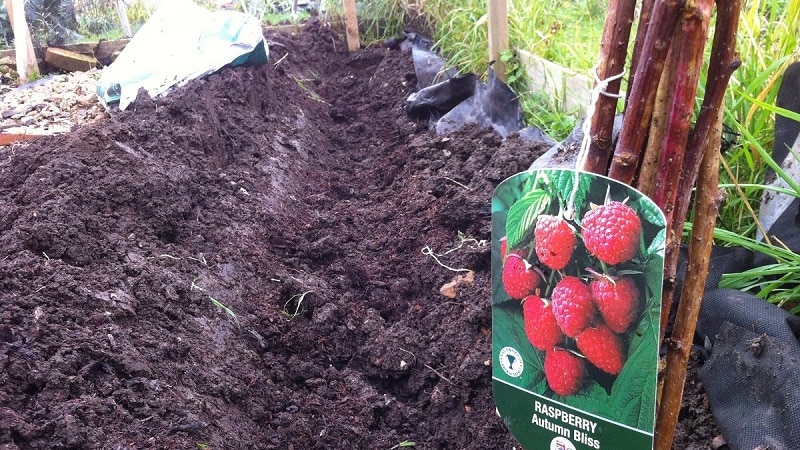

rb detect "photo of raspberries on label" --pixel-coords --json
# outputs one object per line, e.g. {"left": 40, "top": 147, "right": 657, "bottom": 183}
{"left": 544, "top": 348, "right": 586, "bottom": 396}
{"left": 582, "top": 200, "right": 642, "bottom": 265}
{"left": 522, "top": 295, "right": 563, "bottom": 352}
{"left": 551, "top": 276, "right": 596, "bottom": 338}
{"left": 589, "top": 272, "right": 640, "bottom": 334}
{"left": 493, "top": 169, "right": 665, "bottom": 413}
{"left": 576, "top": 324, "right": 627, "bottom": 375}
{"left": 502, "top": 252, "right": 541, "bottom": 299}
{"left": 534, "top": 215, "right": 576, "bottom": 270}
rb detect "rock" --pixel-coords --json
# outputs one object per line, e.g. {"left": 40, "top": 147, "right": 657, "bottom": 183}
{"left": 439, "top": 270, "right": 475, "bottom": 298}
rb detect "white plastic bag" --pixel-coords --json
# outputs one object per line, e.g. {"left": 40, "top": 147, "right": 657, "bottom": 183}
{"left": 97, "top": 0, "right": 268, "bottom": 110}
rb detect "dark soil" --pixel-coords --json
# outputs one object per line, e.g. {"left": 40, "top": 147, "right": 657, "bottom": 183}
{"left": 0, "top": 20, "right": 719, "bottom": 449}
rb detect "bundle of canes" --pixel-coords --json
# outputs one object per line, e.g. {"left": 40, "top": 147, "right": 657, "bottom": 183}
{"left": 576, "top": 0, "right": 743, "bottom": 446}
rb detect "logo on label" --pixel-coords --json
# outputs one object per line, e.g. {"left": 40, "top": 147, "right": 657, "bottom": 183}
{"left": 550, "top": 436, "right": 577, "bottom": 450}
{"left": 499, "top": 346, "right": 523, "bottom": 377}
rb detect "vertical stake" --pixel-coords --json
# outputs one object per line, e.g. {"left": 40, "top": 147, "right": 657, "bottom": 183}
{"left": 342, "top": 0, "right": 360, "bottom": 52}
{"left": 6, "top": 0, "right": 39, "bottom": 83}
{"left": 116, "top": 0, "right": 132, "bottom": 38}
{"left": 487, "top": 0, "right": 508, "bottom": 81}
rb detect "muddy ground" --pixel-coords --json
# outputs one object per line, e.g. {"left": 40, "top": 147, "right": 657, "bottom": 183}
{"left": 0, "top": 20, "right": 718, "bottom": 449}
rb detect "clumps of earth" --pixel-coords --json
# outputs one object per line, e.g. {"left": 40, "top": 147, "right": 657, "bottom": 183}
{"left": 0, "top": 19, "right": 719, "bottom": 449}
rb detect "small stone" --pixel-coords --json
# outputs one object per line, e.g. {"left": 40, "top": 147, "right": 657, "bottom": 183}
{"left": 711, "top": 435, "right": 727, "bottom": 449}
{"left": 439, "top": 270, "right": 475, "bottom": 298}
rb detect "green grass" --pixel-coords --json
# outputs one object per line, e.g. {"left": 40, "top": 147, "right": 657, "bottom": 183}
{"left": 421, "top": 0, "right": 604, "bottom": 76}
{"left": 263, "top": 10, "right": 311, "bottom": 25}
{"left": 717, "top": 0, "right": 799, "bottom": 235}
{"left": 688, "top": 223, "right": 800, "bottom": 314}
{"left": 400, "top": 0, "right": 602, "bottom": 140}
{"left": 358, "top": 0, "right": 411, "bottom": 45}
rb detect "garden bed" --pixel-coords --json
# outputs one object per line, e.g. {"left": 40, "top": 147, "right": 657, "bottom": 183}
{"left": 0, "top": 20, "right": 719, "bottom": 449}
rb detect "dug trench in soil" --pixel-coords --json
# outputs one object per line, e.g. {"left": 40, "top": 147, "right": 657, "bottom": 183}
{"left": 0, "top": 20, "right": 718, "bottom": 449}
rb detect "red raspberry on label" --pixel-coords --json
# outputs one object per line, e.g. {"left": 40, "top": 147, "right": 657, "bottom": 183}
{"left": 544, "top": 348, "right": 586, "bottom": 396}
{"left": 534, "top": 215, "right": 576, "bottom": 270}
{"left": 501, "top": 252, "right": 541, "bottom": 299}
{"left": 551, "top": 276, "right": 595, "bottom": 338}
{"left": 590, "top": 274, "right": 640, "bottom": 334}
{"left": 576, "top": 324, "right": 626, "bottom": 375}
{"left": 522, "top": 295, "right": 563, "bottom": 352}
{"left": 582, "top": 201, "right": 642, "bottom": 265}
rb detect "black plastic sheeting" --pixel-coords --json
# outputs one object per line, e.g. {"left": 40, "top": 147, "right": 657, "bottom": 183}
{"left": 402, "top": 32, "right": 552, "bottom": 142}
{"left": 528, "top": 115, "right": 624, "bottom": 171}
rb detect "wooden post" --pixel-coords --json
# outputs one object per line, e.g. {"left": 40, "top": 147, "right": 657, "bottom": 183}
{"left": 5, "top": 0, "right": 39, "bottom": 83}
{"left": 342, "top": 0, "right": 360, "bottom": 52}
{"left": 487, "top": 0, "right": 509, "bottom": 81}
{"left": 116, "top": 0, "right": 132, "bottom": 38}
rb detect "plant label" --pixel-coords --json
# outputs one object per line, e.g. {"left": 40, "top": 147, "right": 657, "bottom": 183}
{"left": 491, "top": 168, "right": 666, "bottom": 450}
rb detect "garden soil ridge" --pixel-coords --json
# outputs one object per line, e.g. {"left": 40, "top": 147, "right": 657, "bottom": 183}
{"left": 0, "top": 20, "right": 717, "bottom": 449}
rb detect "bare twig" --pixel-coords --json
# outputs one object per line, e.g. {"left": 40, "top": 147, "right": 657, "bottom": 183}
{"left": 660, "top": 0, "right": 743, "bottom": 340}
{"left": 424, "top": 364, "right": 454, "bottom": 385}
{"left": 637, "top": 35, "right": 680, "bottom": 197}
{"left": 675, "top": 0, "right": 743, "bottom": 231}
{"left": 607, "top": 0, "right": 685, "bottom": 184}
{"left": 583, "top": 0, "right": 637, "bottom": 174}
{"left": 649, "top": 1, "right": 715, "bottom": 344}
{"left": 654, "top": 107, "right": 723, "bottom": 449}
{"left": 651, "top": 2, "right": 715, "bottom": 215}
{"left": 625, "top": 0, "right": 656, "bottom": 106}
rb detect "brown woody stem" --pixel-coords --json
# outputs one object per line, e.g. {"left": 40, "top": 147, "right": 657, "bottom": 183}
{"left": 676, "top": 0, "right": 743, "bottom": 232}
{"left": 654, "top": 108, "right": 723, "bottom": 449}
{"left": 625, "top": 0, "right": 655, "bottom": 108}
{"left": 649, "top": 1, "right": 714, "bottom": 344}
{"left": 582, "top": 0, "right": 637, "bottom": 174}
{"left": 659, "top": 0, "right": 742, "bottom": 341}
{"left": 636, "top": 30, "right": 680, "bottom": 197}
{"left": 607, "top": 0, "right": 684, "bottom": 185}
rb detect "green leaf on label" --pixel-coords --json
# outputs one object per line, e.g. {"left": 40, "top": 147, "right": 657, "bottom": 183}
{"left": 523, "top": 169, "right": 548, "bottom": 193}
{"left": 557, "top": 382, "right": 615, "bottom": 418}
{"left": 633, "top": 195, "right": 667, "bottom": 228}
{"left": 493, "top": 180, "right": 525, "bottom": 214}
{"left": 506, "top": 190, "right": 551, "bottom": 249}
{"left": 548, "top": 169, "right": 592, "bottom": 213}
{"left": 645, "top": 252, "right": 665, "bottom": 309}
{"left": 648, "top": 227, "right": 666, "bottom": 256}
{"left": 612, "top": 320, "right": 658, "bottom": 430}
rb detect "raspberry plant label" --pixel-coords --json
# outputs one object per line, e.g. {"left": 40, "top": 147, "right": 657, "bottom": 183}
{"left": 491, "top": 168, "right": 666, "bottom": 450}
